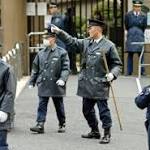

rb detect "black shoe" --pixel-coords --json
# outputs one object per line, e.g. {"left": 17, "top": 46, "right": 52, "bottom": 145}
{"left": 30, "top": 122, "right": 44, "bottom": 134}
{"left": 58, "top": 124, "right": 66, "bottom": 133}
{"left": 99, "top": 134, "right": 111, "bottom": 144}
{"left": 99, "top": 128, "right": 111, "bottom": 144}
{"left": 81, "top": 131, "right": 100, "bottom": 139}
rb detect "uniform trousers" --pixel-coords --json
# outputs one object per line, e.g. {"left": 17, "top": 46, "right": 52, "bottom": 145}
{"left": 82, "top": 98, "right": 112, "bottom": 130}
{"left": 145, "top": 120, "right": 150, "bottom": 150}
{"left": 37, "top": 96, "right": 65, "bottom": 126}
{"left": 0, "top": 130, "right": 8, "bottom": 150}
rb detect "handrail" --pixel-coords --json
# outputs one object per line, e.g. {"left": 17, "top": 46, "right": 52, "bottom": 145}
{"left": 131, "top": 42, "right": 150, "bottom": 78}
{"left": 27, "top": 31, "right": 47, "bottom": 75}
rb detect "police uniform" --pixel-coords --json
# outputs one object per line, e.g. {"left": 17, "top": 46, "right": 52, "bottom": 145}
{"left": 48, "top": 2, "right": 66, "bottom": 49}
{"left": 0, "top": 59, "right": 16, "bottom": 149}
{"left": 56, "top": 18, "right": 122, "bottom": 143}
{"left": 125, "top": 0, "right": 147, "bottom": 75}
{"left": 29, "top": 33, "right": 70, "bottom": 133}
{"left": 135, "top": 85, "right": 150, "bottom": 150}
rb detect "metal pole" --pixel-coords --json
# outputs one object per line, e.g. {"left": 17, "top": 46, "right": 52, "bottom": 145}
{"left": 131, "top": 42, "right": 150, "bottom": 79}
{"left": 102, "top": 52, "right": 123, "bottom": 131}
{"left": 136, "top": 78, "right": 142, "bottom": 93}
{"left": 138, "top": 46, "right": 145, "bottom": 79}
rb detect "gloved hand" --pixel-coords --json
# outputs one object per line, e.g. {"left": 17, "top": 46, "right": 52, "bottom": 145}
{"left": 105, "top": 73, "right": 114, "bottom": 82}
{"left": 56, "top": 79, "right": 65, "bottom": 86}
{"left": 51, "top": 24, "right": 61, "bottom": 34}
{"left": 0, "top": 111, "right": 8, "bottom": 123}
{"left": 28, "top": 85, "right": 34, "bottom": 89}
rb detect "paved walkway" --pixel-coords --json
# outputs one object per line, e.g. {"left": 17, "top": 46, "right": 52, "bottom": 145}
{"left": 8, "top": 75, "right": 149, "bottom": 150}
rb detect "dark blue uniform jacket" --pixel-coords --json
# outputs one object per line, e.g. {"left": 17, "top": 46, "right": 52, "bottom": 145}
{"left": 135, "top": 85, "right": 150, "bottom": 120}
{"left": 125, "top": 11, "right": 147, "bottom": 52}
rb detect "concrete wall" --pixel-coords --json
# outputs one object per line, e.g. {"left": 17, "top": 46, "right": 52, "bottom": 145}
{"left": 145, "top": 0, "right": 150, "bottom": 6}
{"left": 1, "top": 0, "right": 27, "bottom": 74}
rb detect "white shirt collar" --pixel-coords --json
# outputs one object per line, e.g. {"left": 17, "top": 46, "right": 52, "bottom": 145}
{"left": 134, "top": 11, "right": 140, "bottom": 16}
{"left": 94, "top": 36, "right": 103, "bottom": 43}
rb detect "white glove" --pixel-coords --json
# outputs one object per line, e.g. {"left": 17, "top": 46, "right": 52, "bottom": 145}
{"left": 51, "top": 24, "right": 61, "bottom": 34}
{"left": 28, "top": 85, "right": 34, "bottom": 89}
{"left": 106, "top": 73, "right": 114, "bottom": 82}
{"left": 0, "top": 111, "right": 8, "bottom": 123}
{"left": 56, "top": 79, "right": 65, "bottom": 86}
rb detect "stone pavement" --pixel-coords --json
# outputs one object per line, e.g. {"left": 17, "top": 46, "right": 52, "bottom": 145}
{"left": 8, "top": 75, "right": 150, "bottom": 150}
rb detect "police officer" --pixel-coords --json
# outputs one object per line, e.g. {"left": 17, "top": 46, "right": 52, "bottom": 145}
{"left": 0, "top": 59, "right": 16, "bottom": 150}
{"left": 29, "top": 31, "right": 70, "bottom": 134}
{"left": 51, "top": 16, "right": 122, "bottom": 144}
{"left": 135, "top": 85, "right": 150, "bottom": 150}
{"left": 47, "top": 2, "right": 66, "bottom": 49}
{"left": 125, "top": 0, "right": 147, "bottom": 75}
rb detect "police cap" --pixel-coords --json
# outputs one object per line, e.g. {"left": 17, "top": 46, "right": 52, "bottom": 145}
{"left": 132, "top": 0, "right": 143, "bottom": 6}
{"left": 43, "top": 30, "right": 56, "bottom": 39}
{"left": 44, "top": 24, "right": 56, "bottom": 38}
{"left": 88, "top": 19, "right": 106, "bottom": 27}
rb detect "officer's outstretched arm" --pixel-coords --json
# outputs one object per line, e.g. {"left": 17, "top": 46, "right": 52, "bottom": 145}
{"left": 51, "top": 24, "right": 84, "bottom": 52}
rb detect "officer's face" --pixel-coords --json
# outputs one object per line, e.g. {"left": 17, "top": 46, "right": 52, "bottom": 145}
{"left": 133, "top": 5, "right": 141, "bottom": 12}
{"left": 43, "top": 37, "right": 56, "bottom": 47}
{"left": 87, "top": 26, "right": 102, "bottom": 39}
{"left": 47, "top": 37, "right": 56, "bottom": 46}
{"left": 49, "top": 6, "right": 58, "bottom": 15}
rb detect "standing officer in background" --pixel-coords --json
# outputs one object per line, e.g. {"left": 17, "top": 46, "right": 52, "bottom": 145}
{"left": 135, "top": 85, "right": 150, "bottom": 150}
{"left": 29, "top": 31, "right": 70, "bottom": 134}
{"left": 125, "top": 0, "right": 147, "bottom": 75}
{"left": 47, "top": 3, "right": 77, "bottom": 74}
{"left": 51, "top": 14, "right": 122, "bottom": 144}
{"left": 0, "top": 59, "right": 16, "bottom": 150}
{"left": 47, "top": 2, "right": 66, "bottom": 49}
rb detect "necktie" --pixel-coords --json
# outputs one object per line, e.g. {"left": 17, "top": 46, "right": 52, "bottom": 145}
{"left": 90, "top": 40, "right": 97, "bottom": 51}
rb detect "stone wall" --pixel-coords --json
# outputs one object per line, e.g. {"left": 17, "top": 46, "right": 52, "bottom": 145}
{"left": 1, "top": 0, "right": 28, "bottom": 74}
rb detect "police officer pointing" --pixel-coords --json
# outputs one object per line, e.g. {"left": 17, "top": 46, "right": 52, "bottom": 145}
{"left": 51, "top": 15, "right": 122, "bottom": 144}
{"left": 29, "top": 31, "right": 70, "bottom": 133}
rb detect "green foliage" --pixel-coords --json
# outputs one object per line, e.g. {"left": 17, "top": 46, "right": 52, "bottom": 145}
{"left": 75, "top": 16, "right": 87, "bottom": 38}
{"left": 93, "top": 1, "right": 122, "bottom": 27}
{"left": 74, "top": 1, "right": 122, "bottom": 38}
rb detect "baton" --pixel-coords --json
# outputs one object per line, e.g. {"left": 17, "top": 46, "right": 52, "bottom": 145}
{"left": 136, "top": 78, "right": 142, "bottom": 93}
{"left": 102, "top": 52, "right": 123, "bottom": 131}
